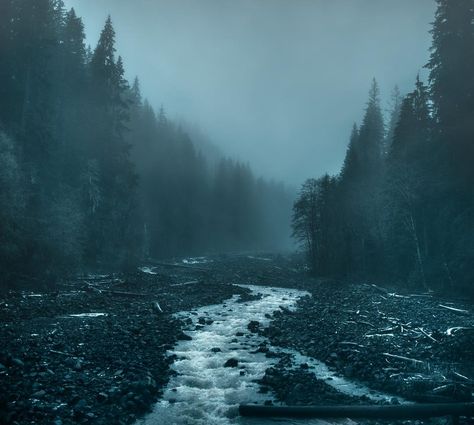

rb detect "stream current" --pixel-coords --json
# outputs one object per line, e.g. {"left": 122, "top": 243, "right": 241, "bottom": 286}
{"left": 137, "top": 284, "right": 396, "bottom": 425}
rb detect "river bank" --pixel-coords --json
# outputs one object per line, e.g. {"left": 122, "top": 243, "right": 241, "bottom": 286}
{"left": 0, "top": 260, "right": 250, "bottom": 425}
{"left": 1, "top": 254, "right": 473, "bottom": 425}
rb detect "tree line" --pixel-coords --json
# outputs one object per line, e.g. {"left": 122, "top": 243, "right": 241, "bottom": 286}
{"left": 0, "top": 0, "right": 292, "bottom": 285}
{"left": 292, "top": 0, "right": 474, "bottom": 295}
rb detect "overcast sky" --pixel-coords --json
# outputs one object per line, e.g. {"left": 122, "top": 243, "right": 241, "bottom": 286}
{"left": 64, "top": 0, "right": 436, "bottom": 187}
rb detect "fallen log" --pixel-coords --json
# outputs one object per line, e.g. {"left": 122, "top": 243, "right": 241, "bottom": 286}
{"left": 381, "top": 352, "right": 424, "bottom": 364}
{"left": 171, "top": 280, "right": 199, "bottom": 287}
{"left": 439, "top": 305, "right": 469, "bottom": 315}
{"left": 239, "top": 403, "right": 474, "bottom": 419}
{"left": 100, "top": 289, "right": 151, "bottom": 297}
{"left": 49, "top": 349, "right": 80, "bottom": 359}
{"left": 417, "top": 327, "right": 439, "bottom": 343}
{"left": 147, "top": 259, "right": 210, "bottom": 272}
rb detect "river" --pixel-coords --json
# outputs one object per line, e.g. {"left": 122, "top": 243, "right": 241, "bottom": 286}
{"left": 137, "top": 284, "right": 395, "bottom": 425}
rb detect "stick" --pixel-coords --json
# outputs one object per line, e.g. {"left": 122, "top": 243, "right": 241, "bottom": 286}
{"left": 104, "top": 289, "right": 151, "bottom": 297}
{"left": 152, "top": 301, "right": 163, "bottom": 313}
{"left": 50, "top": 349, "right": 80, "bottom": 358}
{"left": 148, "top": 260, "right": 209, "bottom": 272}
{"left": 417, "top": 327, "right": 439, "bottom": 343}
{"left": 439, "top": 305, "right": 469, "bottom": 315}
{"left": 381, "top": 353, "right": 424, "bottom": 364}
{"left": 171, "top": 280, "right": 199, "bottom": 287}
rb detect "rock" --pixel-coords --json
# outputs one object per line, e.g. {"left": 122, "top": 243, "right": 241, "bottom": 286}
{"left": 74, "top": 399, "right": 87, "bottom": 410}
{"left": 32, "top": 390, "right": 46, "bottom": 398}
{"left": 247, "top": 321, "right": 260, "bottom": 333}
{"left": 97, "top": 392, "right": 108, "bottom": 403}
{"left": 177, "top": 331, "right": 192, "bottom": 341}
{"left": 210, "top": 347, "right": 221, "bottom": 353}
{"left": 12, "top": 358, "right": 25, "bottom": 367}
{"left": 224, "top": 358, "right": 239, "bottom": 368}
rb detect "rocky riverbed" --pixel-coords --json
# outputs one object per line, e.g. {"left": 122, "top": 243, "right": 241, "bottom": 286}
{"left": 254, "top": 276, "right": 474, "bottom": 425}
{"left": 0, "top": 260, "right": 251, "bottom": 425}
{"left": 1, "top": 254, "right": 473, "bottom": 425}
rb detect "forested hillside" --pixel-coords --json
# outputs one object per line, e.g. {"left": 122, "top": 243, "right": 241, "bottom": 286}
{"left": 293, "top": 0, "right": 474, "bottom": 295}
{"left": 0, "top": 1, "right": 292, "bottom": 285}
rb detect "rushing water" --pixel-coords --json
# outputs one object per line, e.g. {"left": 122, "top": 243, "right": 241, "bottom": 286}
{"left": 137, "top": 285, "right": 396, "bottom": 425}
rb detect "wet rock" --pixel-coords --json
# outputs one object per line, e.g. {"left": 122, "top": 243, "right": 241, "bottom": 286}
{"left": 210, "top": 347, "right": 221, "bottom": 353}
{"left": 74, "top": 399, "right": 87, "bottom": 410}
{"left": 176, "top": 331, "right": 192, "bottom": 341}
{"left": 12, "top": 358, "right": 25, "bottom": 367}
{"left": 247, "top": 320, "right": 260, "bottom": 333}
{"left": 32, "top": 390, "right": 46, "bottom": 398}
{"left": 96, "top": 392, "right": 108, "bottom": 403}
{"left": 224, "top": 358, "right": 239, "bottom": 368}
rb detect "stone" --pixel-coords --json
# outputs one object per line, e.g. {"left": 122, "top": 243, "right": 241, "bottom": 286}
{"left": 224, "top": 358, "right": 239, "bottom": 368}
{"left": 12, "top": 358, "right": 25, "bottom": 367}
{"left": 247, "top": 321, "right": 260, "bottom": 333}
{"left": 32, "top": 390, "right": 46, "bottom": 398}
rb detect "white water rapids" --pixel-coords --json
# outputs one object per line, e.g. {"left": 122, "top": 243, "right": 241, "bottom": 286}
{"left": 137, "top": 284, "right": 396, "bottom": 425}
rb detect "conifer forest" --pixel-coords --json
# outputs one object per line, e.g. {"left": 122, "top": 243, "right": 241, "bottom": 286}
{"left": 1, "top": 1, "right": 474, "bottom": 425}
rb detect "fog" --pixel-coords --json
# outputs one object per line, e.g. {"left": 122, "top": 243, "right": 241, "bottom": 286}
{"left": 63, "top": 0, "right": 435, "bottom": 186}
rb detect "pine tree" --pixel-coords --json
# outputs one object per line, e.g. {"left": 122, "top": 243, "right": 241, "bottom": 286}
{"left": 427, "top": 0, "right": 474, "bottom": 175}
{"left": 340, "top": 123, "right": 359, "bottom": 182}
{"left": 385, "top": 85, "right": 402, "bottom": 154}
{"left": 385, "top": 76, "right": 433, "bottom": 289}
{"left": 357, "top": 78, "right": 385, "bottom": 178}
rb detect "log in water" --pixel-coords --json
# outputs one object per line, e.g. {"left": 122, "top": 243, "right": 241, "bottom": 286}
{"left": 239, "top": 403, "right": 474, "bottom": 419}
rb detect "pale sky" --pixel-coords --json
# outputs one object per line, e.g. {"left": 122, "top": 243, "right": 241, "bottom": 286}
{"left": 64, "top": 0, "right": 436, "bottom": 186}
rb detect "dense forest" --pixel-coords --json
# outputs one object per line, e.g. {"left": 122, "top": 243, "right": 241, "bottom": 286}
{"left": 293, "top": 0, "right": 474, "bottom": 295}
{"left": 0, "top": 0, "right": 292, "bottom": 284}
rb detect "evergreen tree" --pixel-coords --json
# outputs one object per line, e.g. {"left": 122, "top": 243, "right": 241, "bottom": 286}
{"left": 385, "top": 85, "right": 402, "bottom": 154}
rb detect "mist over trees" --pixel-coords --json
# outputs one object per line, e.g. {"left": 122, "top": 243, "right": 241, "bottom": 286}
{"left": 0, "top": 0, "right": 292, "bottom": 285}
{"left": 292, "top": 0, "right": 474, "bottom": 295}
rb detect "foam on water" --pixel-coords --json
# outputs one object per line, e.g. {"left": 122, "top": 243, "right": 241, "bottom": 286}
{"left": 137, "top": 285, "right": 396, "bottom": 425}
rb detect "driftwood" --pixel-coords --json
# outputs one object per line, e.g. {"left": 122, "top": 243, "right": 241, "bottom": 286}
{"left": 338, "top": 341, "right": 365, "bottom": 348}
{"left": 99, "top": 289, "right": 150, "bottom": 297}
{"left": 417, "top": 327, "right": 439, "bottom": 343}
{"left": 49, "top": 349, "right": 80, "bottom": 358}
{"left": 439, "top": 305, "right": 469, "bottom": 315}
{"left": 239, "top": 403, "right": 474, "bottom": 419}
{"left": 445, "top": 327, "right": 473, "bottom": 336}
{"left": 152, "top": 301, "right": 163, "bottom": 313}
{"left": 148, "top": 259, "right": 209, "bottom": 272}
{"left": 171, "top": 280, "right": 199, "bottom": 287}
{"left": 381, "top": 352, "right": 424, "bottom": 364}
